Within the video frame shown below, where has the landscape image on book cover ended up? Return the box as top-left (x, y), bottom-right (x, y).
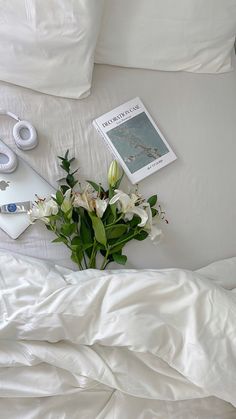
top-left (93, 97), bottom-right (177, 184)
top-left (106, 111), bottom-right (169, 174)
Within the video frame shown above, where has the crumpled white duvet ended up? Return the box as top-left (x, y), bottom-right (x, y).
top-left (0, 251), bottom-right (236, 419)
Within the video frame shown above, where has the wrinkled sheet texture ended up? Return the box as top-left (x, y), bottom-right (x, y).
top-left (0, 251), bottom-right (235, 418)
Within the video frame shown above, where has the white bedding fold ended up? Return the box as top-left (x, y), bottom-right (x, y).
top-left (0, 251), bottom-right (235, 418)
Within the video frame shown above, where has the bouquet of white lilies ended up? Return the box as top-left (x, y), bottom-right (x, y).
top-left (29, 151), bottom-right (166, 270)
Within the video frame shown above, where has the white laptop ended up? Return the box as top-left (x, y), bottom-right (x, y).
top-left (0, 141), bottom-right (55, 239)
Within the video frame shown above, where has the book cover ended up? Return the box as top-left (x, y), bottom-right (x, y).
top-left (93, 97), bottom-right (177, 184)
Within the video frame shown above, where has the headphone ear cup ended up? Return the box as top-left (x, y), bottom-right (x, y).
top-left (0, 142), bottom-right (18, 173)
top-left (13, 120), bottom-right (38, 151)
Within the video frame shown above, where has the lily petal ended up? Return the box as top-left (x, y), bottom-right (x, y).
top-left (95, 198), bottom-right (108, 218)
top-left (149, 225), bottom-right (163, 243)
top-left (73, 193), bottom-right (90, 211)
top-left (130, 207), bottom-right (149, 227)
top-left (110, 190), bottom-right (139, 214)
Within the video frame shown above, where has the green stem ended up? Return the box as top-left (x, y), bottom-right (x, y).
top-left (100, 247), bottom-right (110, 270)
top-left (110, 229), bottom-right (139, 250)
top-left (88, 240), bottom-right (97, 269)
top-left (100, 230), bottom-right (140, 270)
top-left (103, 260), bottom-right (112, 270)
top-left (50, 222), bottom-right (84, 270)
top-left (76, 257), bottom-right (84, 271)
top-left (83, 252), bottom-right (88, 269)
top-left (105, 214), bottom-right (123, 228)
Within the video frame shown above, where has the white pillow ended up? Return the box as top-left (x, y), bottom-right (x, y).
top-left (95, 0), bottom-right (236, 73)
top-left (0, 0), bottom-right (104, 99)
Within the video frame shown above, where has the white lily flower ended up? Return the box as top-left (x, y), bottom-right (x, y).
top-left (95, 198), bottom-right (108, 218)
top-left (110, 189), bottom-right (148, 226)
top-left (74, 188), bottom-right (108, 218)
top-left (29, 198), bottom-right (58, 224)
top-left (142, 203), bottom-right (163, 243)
top-left (110, 189), bottom-right (138, 211)
top-left (73, 190), bottom-right (95, 212)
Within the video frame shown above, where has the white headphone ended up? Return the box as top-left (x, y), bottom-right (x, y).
top-left (0, 109), bottom-right (38, 173)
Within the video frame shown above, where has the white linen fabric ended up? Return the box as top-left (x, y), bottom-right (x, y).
top-left (95, 0), bottom-right (236, 73)
top-left (0, 0), bottom-right (104, 99)
top-left (0, 62), bottom-right (235, 270)
top-left (0, 251), bottom-right (235, 418)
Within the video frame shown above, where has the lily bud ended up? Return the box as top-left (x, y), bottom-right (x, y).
top-left (61, 189), bottom-right (73, 218)
top-left (108, 160), bottom-right (120, 187)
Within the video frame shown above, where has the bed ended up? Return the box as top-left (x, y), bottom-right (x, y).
top-left (0, 63), bottom-right (236, 418)
top-left (0, 3), bottom-right (236, 417)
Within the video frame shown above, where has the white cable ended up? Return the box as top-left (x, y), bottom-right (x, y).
top-left (6, 111), bottom-right (20, 121)
top-left (0, 109), bottom-right (20, 121)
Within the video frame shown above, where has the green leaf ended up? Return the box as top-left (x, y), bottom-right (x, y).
top-left (110, 204), bottom-right (117, 218)
top-left (71, 244), bottom-right (82, 251)
top-left (60, 185), bottom-right (70, 194)
top-left (48, 213), bottom-right (60, 222)
top-left (66, 174), bottom-right (77, 188)
top-left (71, 236), bottom-right (82, 246)
top-left (151, 208), bottom-right (158, 217)
top-left (148, 195), bottom-right (157, 207)
top-left (86, 180), bottom-right (104, 193)
top-left (112, 253), bottom-right (127, 265)
top-left (106, 224), bottom-right (128, 239)
top-left (71, 169), bottom-right (78, 176)
top-left (134, 230), bottom-right (149, 241)
top-left (109, 243), bottom-right (125, 254)
top-left (80, 215), bottom-right (93, 245)
top-left (89, 213), bottom-right (107, 246)
top-left (104, 208), bottom-right (115, 224)
top-left (52, 236), bottom-right (68, 244)
top-left (109, 230), bottom-right (136, 252)
top-left (83, 243), bottom-right (94, 250)
top-left (71, 251), bottom-right (83, 266)
top-left (72, 208), bottom-right (79, 223)
top-left (130, 215), bottom-right (141, 228)
top-left (56, 190), bottom-right (64, 205)
top-left (62, 160), bottom-right (70, 173)
top-left (61, 223), bottom-right (76, 236)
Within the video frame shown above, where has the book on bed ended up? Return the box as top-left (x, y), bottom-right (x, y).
top-left (93, 97), bottom-right (177, 184)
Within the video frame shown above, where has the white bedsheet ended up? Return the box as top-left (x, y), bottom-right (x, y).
top-left (0, 62), bottom-right (236, 270)
top-left (0, 251), bottom-right (236, 418)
